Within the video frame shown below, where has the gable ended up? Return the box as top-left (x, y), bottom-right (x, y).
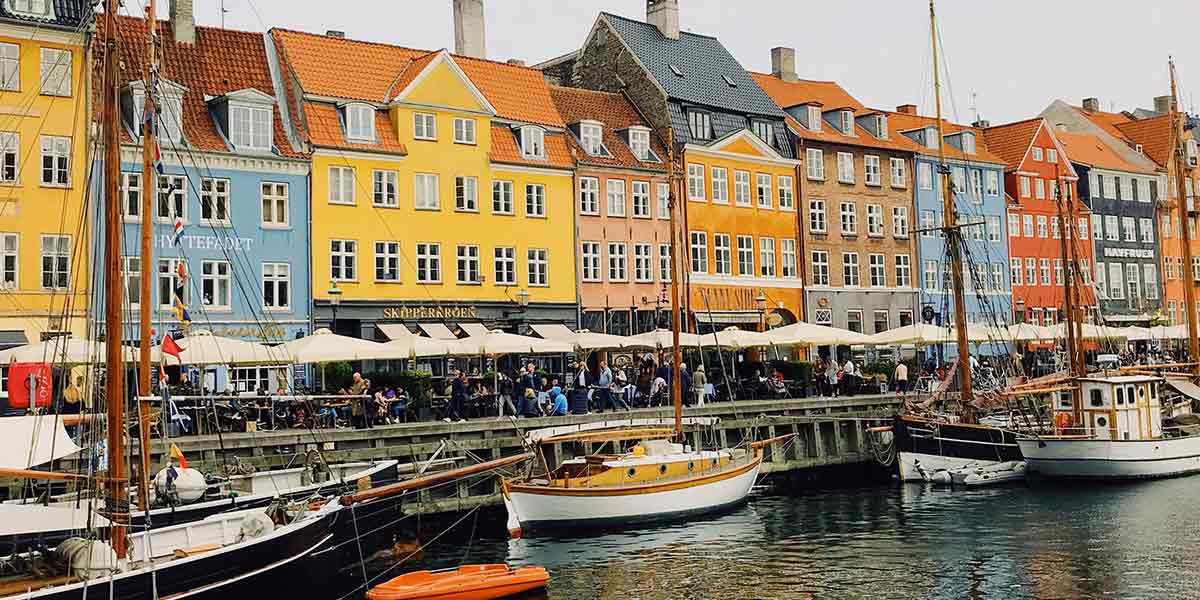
top-left (721, 136), bottom-right (770, 159)
top-left (394, 52), bottom-right (494, 115)
top-left (699, 129), bottom-right (796, 164)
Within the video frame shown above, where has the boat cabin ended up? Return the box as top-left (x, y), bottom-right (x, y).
top-left (1053, 375), bottom-right (1162, 441)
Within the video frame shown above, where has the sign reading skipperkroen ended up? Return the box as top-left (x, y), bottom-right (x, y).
top-left (382, 306), bottom-right (478, 320)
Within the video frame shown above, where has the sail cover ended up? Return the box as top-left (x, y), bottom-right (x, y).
top-left (0, 503), bottom-right (110, 536)
top-left (0, 415), bottom-right (83, 469)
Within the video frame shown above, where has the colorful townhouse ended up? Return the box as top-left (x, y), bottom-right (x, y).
top-left (548, 86), bottom-right (671, 336)
top-left (886, 107), bottom-right (1009, 350)
top-left (753, 48), bottom-right (920, 335)
top-left (0, 1), bottom-right (91, 349)
top-left (93, 11), bottom-right (311, 392)
top-left (269, 27), bottom-right (577, 340)
top-left (1056, 130), bottom-right (1161, 325)
top-left (546, 2), bottom-right (802, 333)
top-left (981, 118), bottom-right (1095, 327)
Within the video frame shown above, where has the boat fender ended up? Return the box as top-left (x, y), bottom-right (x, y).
top-left (154, 466), bottom-right (207, 505)
top-left (56, 537), bottom-right (120, 579)
top-left (930, 471), bottom-right (952, 485)
top-left (238, 511), bottom-right (276, 541)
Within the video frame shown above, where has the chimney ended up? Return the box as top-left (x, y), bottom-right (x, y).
top-left (453, 0), bottom-right (487, 59)
top-left (325, 30), bottom-right (345, 38)
top-left (169, 0), bottom-right (195, 45)
top-left (896, 104), bottom-right (917, 115)
top-left (647, 0), bottom-right (680, 40)
top-left (1082, 97), bottom-right (1099, 112)
top-left (505, 58), bottom-right (526, 67)
top-left (770, 47), bottom-right (798, 82)
top-left (973, 119), bottom-right (990, 129)
top-left (1154, 95), bottom-right (1172, 115)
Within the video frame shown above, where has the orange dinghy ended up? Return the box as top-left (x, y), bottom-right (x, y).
top-left (366, 564), bottom-right (549, 600)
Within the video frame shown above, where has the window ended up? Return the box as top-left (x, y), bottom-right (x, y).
top-left (893, 206), bottom-right (909, 238)
top-left (1040, 258), bottom-right (1051, 285)
top-left (1036, 215), bottom-right (1047, 238)
top-left (1106, 175), bottom-right (1117, 199)
top-left (416, 243), bottom-right (441, 283)
top-left (413, 112), bottom-right (436, 140)
top-left (1024, 258), bottom-right (1036, 288)
top-left (1134, 178), bottom-right (1146, 202)
top-left (1078, 217), bottom-right (1088, 240)
top-left (495, 247), bottom-right (516, 285)
top-left (525, 184), bottom-right (545, 217)
top-left (986, 171), bottom-right (999, 196)
top-left (864, 155), bottom-right (881, 186)
top-left (1140, 218), bottom-right (1154, 243)
top-left (260, 182), bottom-right (288, 226)
top-left (329, 166), bottom-right (355, 205)
top-left (1095, 261), bottom-right (1107, 298)
top-left (368, 169), bottom-right (397, 208)
top-left (734, 170), bottom-right (751, 206)
top-left (1008, 213), bottom-right (1020, 238)
top-left (868, 253), bottom-right (885, 287)
top-left (847, 310), bottom-right (864, 333)
top-left (987, 215), bottom-right (1001, 242)
top-left (756, 173), bottom-right (772, 208)
top-left (920, 210), bottom-right (935, 238)
top-left (1093, 213), bottom-right (1103, 240)
top-left (581, 242), bottom-right (601, 282)
top-left (629, 128), bottom-right (651, 161)
top-left (864, 204), bottom-right (884, 237)
top-left (40, 135), bottom-right (69, 186)
top-left (840, 202), bottom-right (857, 235)
top-left (157, 258), bottom-right (186, 308)
top-left (1120, 176), bottom-right (1134, 201)
top-left (1047, 148), bottom-right (1057, 163)
top-left (688, 111), bottom-right (712, 139)
top-left (1032, 147), bottom-right (1043, 161)
top-left (341, 104), bottom-right (375, 141)
top-left (228, 104), bottom-right (271, 151)
top-left (39, 48), bottom-right (70, 97)
top-left (970, 170), bottom-right (983, 202)
top-left (455, 176), bottom-right (478, 212)
top-left (839, 110), bottom-right (854, 134)
top-left (119, 256), bottom-right (139, 307)
top-left (658, 243), bottom-right (672, 282)
top-left (751, 120), bottom-right (773, 143)
top-left (1019, 176), bottom-right (1031, 197)
top-left (713, 234), bottom-right (731, 275)
top-left (200, 260), bottom-right (231, 309)
top-left (156, 95), bottom-right (183, 143)
top-left (1121, 216), bottom-right (1136, 242)
top-left (961, 132), bottom-right (976, 155)
top-left (760, 237), bottom-right (776, 277)
top-left (39, 235), bottom-right (69, 290)
top-left (736, 235), bottom-right (754, 276)
top-left (374, 241), bottom-right (400, 282)
top-left (606, 179), bottom-right (626, 216)
top-left (837, 152), bottom-right (854, 183)
top-left (330, 239), bottom-right (356, 281)
top-left (1127, 263), bottom-right (1141, 300)
top-left (456, 245), bottom-right (480, 284)
top-left (453, 118), bottom-right (476, 144)
top-left (634, 243), bottom-right (652, 282)
top-left (687, 164), bottom-right (705, 200)
top-left (1011, 258), bottom-right (1022, 286)
top-left (952, 167), bottom-right (966, 193)
top-left (120, 172), bottom-right (141, 219)
top-left (871, 310), bottom-right (889, 333)
top-left (608, 242), bottom-right (628, 281)
top-left (262, 262), bottom-right (290, 310)
top-left (918, 162), bottom-right (932, 190)
top-left (527, 249), bottom-right (548, 286)
top-left (807, 106), bottom-right (822, 131)
top-left (1051, 216), bottom-right (1061, 239)
top-left (415, 173), bottom-right (439, 209)
top-left (689, 231), bottom-right (708, 273)
top-left (890, 158), bottom-right (906, 187)
top-left (156, 175), bottom-right (186, 221)
top-left (707, 166), bottom-right (728, 203)
top-left (657, 183), bottom-right (670, 219)
top-left (778, 175), bottom-right (794, 210)
top-left (1145, 264), bottom-right (1158, 299)
top-left (1034, 178), bottom-right (1046, 199)
top-left (807, 148), bottom-right (824, 180)
top-left (0, 131), bottom-right (16, 184)
top-left (632, 181), bottom-right (651, 217)
top-left (895, 254), bottom-right (911, 287)
top-left (809, 199), bottom-right (827, 233)
top-left (1105, 215), bottom-right (1119, 241)
top-left (842, 252), bottom-right (860, 286)
top-left (520, 126), bottom-right (545, 158)
top-left (193, 178), bottom-right (231, 225)
top-left (781, 239), bottom-right (797, 278)
top-left (0, 43), bottom-right (17, 91)
top-left (493, 180), bottom-right (514, 214)
top-left (1054, 259), bottom-right (1064, 286)
top-left (0, 232), bottom-right (15, 289)
top-left (811, 250), bottom-right (829, 286)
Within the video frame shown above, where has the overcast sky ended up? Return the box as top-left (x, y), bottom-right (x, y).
top-left (167, 0), bottom-right (1197, 124)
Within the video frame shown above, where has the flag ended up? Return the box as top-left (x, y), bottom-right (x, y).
top-left (161, 334), bottom-right (184, 363)
top-left (169, 442), bottom-right (188, 469)
top-left (152, 142), bottom-right (164, 175)
top-left (172, 216), bottom-right (184, 246)
top-left (172, 285), bottom-right (191, 327)
top-left (175, 260), bottom-right (187, 282)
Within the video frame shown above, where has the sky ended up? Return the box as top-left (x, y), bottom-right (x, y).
top-left (158, 0), bottom-right (1198, 124)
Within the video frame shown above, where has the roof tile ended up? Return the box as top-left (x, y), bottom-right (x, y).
top-left (980, 118), bottom-right (1044, 168)
top-left (548, 86), bottom-right (668, 172)
top-left (303, 101), bottom-right (406, 155)
top-left (1056, 131), bottom-right (1152, 174)
top-left (489, 124), bottom-right (573, 170)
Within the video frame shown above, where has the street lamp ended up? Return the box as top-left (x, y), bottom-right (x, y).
top-left (516, 288), bottom-right (530, 308)
top-left (755, 291), bottom-right (767, 332)
top-left (328, 280), bottom-right (342, 335)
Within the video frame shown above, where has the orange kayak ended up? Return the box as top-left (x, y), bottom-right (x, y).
top-left (366, 564), bottom-right (549, 600)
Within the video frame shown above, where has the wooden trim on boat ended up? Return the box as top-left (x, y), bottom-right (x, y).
top-left (505, 451), bottom-right (762, 497)
top-left (1004, 385), bottom-right (1078, 395)
top-left (341, 452), bottom-right (531, 506)
top-left (0, 467), bottom-right (101, 482)
top-left (899, 414), bottom-right (1008, 432)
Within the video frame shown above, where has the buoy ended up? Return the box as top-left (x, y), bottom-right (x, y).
top-left (154, 465), bottom-right (207, 505)
top-left (56, 538), bottom-right (119, 580)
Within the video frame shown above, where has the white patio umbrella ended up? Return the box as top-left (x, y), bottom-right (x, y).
top-left (1108, 326), bottom-right (1152, 341)
top-left (0, 338), bottom-right (157, 364)
top-left (864, 323), bottom-right (954, 346)
top-left (381, 334), bottom-right (462, 358)
top-left (567, 329), bottom-right (634, 351)
top-left (624, 328), bottom-right (704, 349)
top-left (711, 326), bottom-right (776, 350)
top-left (1004, 323), bottom-right (1058, 341)
top-left (156, 329), bottom-right (288, 365)
top-left (452, 330), bottom-right (574, 356)
top-left (1048, 322), bottom-right (1130, 340)
top-left (276, 328), bottom-right (395, 363)
top-left (1149, 324), bottom-right (1190, 339)
top-left (950, 323), bottom-right (1006, 343)
top-left (765, 322), bottom-right (872, 347)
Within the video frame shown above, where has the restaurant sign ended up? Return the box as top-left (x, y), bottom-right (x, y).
top-left (382, 305), bottom-right (478, 320)
top-left (1103, 247), bottom-right (1154, 259)
top-left (210, 325), bottom-right (289, 340)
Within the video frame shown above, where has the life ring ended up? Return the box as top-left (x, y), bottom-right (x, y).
top-left (1054, 411), bottom-right (1073, 432)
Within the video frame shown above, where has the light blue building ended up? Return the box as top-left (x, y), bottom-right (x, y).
top-left (93, 18), bottom-right (310, 392)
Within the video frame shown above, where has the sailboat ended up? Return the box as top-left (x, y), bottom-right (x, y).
top-left (1015, 60), bottom-right (1200, 479)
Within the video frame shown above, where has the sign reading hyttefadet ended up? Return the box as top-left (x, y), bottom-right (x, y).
top-left (154, 233), bottom-right (255, 251)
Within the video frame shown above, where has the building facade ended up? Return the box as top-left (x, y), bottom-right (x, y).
top-left (548, 86), bottom-right (671, 335)
top-left (271, 30), bottom-right (577, 340)
top-left (0, 1), bottom-right (91, 347)
top-left (753, 50), bottom-right (920, 335)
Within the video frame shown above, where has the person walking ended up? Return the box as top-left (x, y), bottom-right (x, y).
top-left (572, 362), bottom-right (589, 414)
top-left (693, 364), bottom-right (707, 407)
top-left (448, 370), bottom-right (468, 422)
top-left (825, 358), bottom-right (840, 398)
top-left (894, 361), bottom-right (909, 394)
top-left (348, 372), bottom-right (371, 429)
top-left (842, 357), bottom-right (857, 396)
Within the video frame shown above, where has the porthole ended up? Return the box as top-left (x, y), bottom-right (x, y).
top-left (659, 464), bottom-right (668, 475)
top-left (1138, 386), bottom-right (1146, 400)
top-left (688, 461), bottom-right (695, 472)
top-left (711, 458), bottom-right (718, 467)
top-left (1097, 417), bottom-right (1108, 427)
top-left (627, 467), bottom-right (637, 478)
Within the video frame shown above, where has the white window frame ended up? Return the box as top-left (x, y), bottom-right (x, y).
top-left (759, 237), bottom-right (776, 277)
top-left (842, 252), bottom-right (860, 287)
top-left (837, 152), bottom-right (854, 184)
top-left (868, 253), bottom-right (886, 288)
top-left (781, 239), bottom-right (797, 278)
top-left (606, 179), bottom-right (626, 217)
top-left (889, 157), bottom-right (906, 188)
top-left (657, 182), bottom-right (670, 219)
top-left (809, 199), bottom-right (827, 234)
top-left (607, 242), bottom-right (628, 282)
top-left (580, 242), bottom-right (601, 282)
top-left (629, 127), bottom-right (651, 161)
top-left (527, 248), bottom-right (548, 286)
top-left (892, 206), bottom-right (908, 238)
top-left (778, 175), bottom-right (794, 210)
top-left (756, 173), bottom-right (772, 209)
top-left (632, 181), bottom-right (651, 218)
top-left (374, 241), bottom-right (400, 282)
top-left (525, 183), bottom-right (546, 217)
top-left (228, 104), bottom-right (272, 151)
top-left (415, 173), bottom-right (440, 210)
top-left (39, 234), bottom-right (69, 290)
top-left (689, 231), bottom-right (708, 274)
top-left (0, 43), bottom-right (17, 91)
top-left (416, 243), bottom-right (442, 284)
top-left (520, 126), bottom-right (546, 159)
top-left (494, 246), bottom-right (516, 286)
top-left (412, 112), bottom-right (436, 141)
top-left (329, 166), bottom-right (355, 205)
top-left (688, 164), bottom-right (706, 201)
top-left (0, 232), bottom-right (16, 289)
top-left (578, 177), bottom-right (599, 215)
top-left (864, 155), bottom-right (881, 186)
top-left (39, 47), bottom-right (70, 97)
top-left (806, 148), bottom-right (824, 180)
top-left (453, 117), bottom-right (476, 145)
top-left (155, 174), bottom-right (186, 222)
top-left (734, 170), bottom-right (751, 206)
top-left (736, 235), bottom-right (754, 276)
top-left (492, 180), bottom-right (514, 215)
top-left (260, 181), bottom-right (289, 227)
top-left (895, 254), bottom-right (911, 288)
top-left (658, 243), bottom-right (672, 282)
top-left (373, 169), bottom-right (398, 208)
top-left (345, 104), bottom-right (376, 142)
top-left (330, 239), bottom-right (357, 281)
top-left (200, 260), bottom-right (232, 310)
top-left (866, 204), bottom-right (884, 237)
top-left (40, 135), bottom-right (70, 186)
top-left (456, 244), bottom-right (480, 284)
top-left (580, 121), bottom-right (603, 156)
top-left (811, 250), bottom-right (829, 286)
top-left (840, 201), bottom-right (857, 235)
top-left (262, 262), bottom-right (290, 311)
top-left (197, 177), bottom-right (230, 226)
top-left (455, 175), bottom-right (478, 212)
top-left (634, 243), bottom-right (653, 282)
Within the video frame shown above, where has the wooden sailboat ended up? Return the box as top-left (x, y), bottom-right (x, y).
top-left (1016, 59), bottom-right (1200, 479)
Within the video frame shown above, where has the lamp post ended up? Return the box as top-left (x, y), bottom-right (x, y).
top-left (755, 291), bottom-right (768, 333)
top-left (328, 280), bottom-right (342, 335)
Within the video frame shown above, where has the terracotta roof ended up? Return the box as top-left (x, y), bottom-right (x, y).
top-left (1114, 114), bottom-right (1174, 168)
top-left (980, 118), bottom-right (1044, 168)
top-left (1056, 131), bottom-right (1152, 174)
top-left (303, 101), bottom-right (406, 155)
top-left (548, 86), bottom-right (668, 172)
top-left (883, 110), bottom-right (1004, 164)
top-left (98, 16), bottom-right (304, 158)
top-left (1077, 106), bottom-right (1134, 143)
top-left (489, 124), bottom-right (573, 170)
top-left (272, 28), bottom-right (563, 128)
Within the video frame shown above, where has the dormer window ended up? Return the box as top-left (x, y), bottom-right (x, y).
top-left (807, 106), bottom-right (821, 132)
top-left (345, 104), bottom-right (375, 142)
top-left (961, 131), bottom-right (976, 155)
top-left (874, 115), bottom-right (888, 139)
top-left (7, 0), bottom-right (53, 18)
top-left (1187, 139), bottom-right (1198, 166)
top-left (629, 127), bottom-right (651, 161)
top-left (924, 126), bottom-right (939, 150)
top-left (751, 121), bottom-right (773, 144)
top-left (128, 79), bottom-right (185, 145)
top-left (688, 110), bottom-right (712, 140)
top-left (840, 110), bottom-right (854, 135)
top-left (580, 121), bottom-right (605, 156)
top-left (520, 125), bottom-right (545, 159)
top-left (229, 104), bottom-right (271, 152)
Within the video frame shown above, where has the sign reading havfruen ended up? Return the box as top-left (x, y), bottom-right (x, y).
top-left (382, 306), bottom-right (477, 320)
top-left (154, 233), bottom-right (255, 251)
top-left (1103, 247), bottom-right (1154, 259)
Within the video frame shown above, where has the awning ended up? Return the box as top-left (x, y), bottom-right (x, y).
top-left (377, 324), bottom-right (414, 340)
top-left (0, 330), bottom-right (28, 350)
top-left (530, 323), bottom-right (575, 340)
top-left (418, 323), bottom-right (457, 340)
top-left (1166, 378), bottom-right (1200, 402)
top-left (693, 310), bottom-right (761, 325)
top-left (458, 323), bottom-right (489, 337)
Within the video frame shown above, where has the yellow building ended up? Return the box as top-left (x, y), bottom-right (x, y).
top-left (0, 4), bottom-right (92, 348)
top-left (271, 31), bottom-right (577, 338)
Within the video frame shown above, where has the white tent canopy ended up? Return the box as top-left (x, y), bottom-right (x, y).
top-left (381, 334), bottom-right (461, 358)
top-left (624, 328), bottom-right (704, 349)
top-left (866, 323), bottom-right (955, 346)
top-left (1005, 323), bottom-right (1058, 341)
top-left (277, 328), bottom-right (394, 363)
top-left (530, 324), bottom-right (631, 350)
top-left (764, 322), bottom-right (872, 347)
top-left (452, 330), bottom-right (573, 355)
top-left (709, 326), bottom-right (776, 349)
top-left (0, 415), bottom-right (81, 469)
top-left (155, 330), bottom-right (288, 365)
top-left (0, 338), bottom-right (157, 365)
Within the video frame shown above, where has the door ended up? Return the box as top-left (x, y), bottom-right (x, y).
top-left (1091, 412), bottom-right (1112, 440)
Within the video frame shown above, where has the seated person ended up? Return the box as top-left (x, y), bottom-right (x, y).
top-left (550, 387), bottom-right (568, 416)
top-left (649, 376), bottom-right (668, 404)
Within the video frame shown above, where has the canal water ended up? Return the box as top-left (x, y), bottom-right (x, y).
top-left (396, 477), bottom-right (1200, 599)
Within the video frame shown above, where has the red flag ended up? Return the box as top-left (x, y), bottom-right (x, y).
top-left (161, 334), bottom-right (184, 364)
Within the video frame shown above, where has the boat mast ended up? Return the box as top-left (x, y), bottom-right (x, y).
top-left (136, 0), bottom-right (158, 514)
top-left (667, 129), bottom-right (683, 441)
top-left (1168, 58), bottom-right (1200, 374)
top-left (101, 0), bottom-right (128, 558)
top-left (929, 0), bottom-right (974, 421)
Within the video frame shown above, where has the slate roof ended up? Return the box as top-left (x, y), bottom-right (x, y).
top-left (0, 0), bottom-right (90, 31)
top-left (980, 118), bottom-right (1044, 168)
top-left (549, 86), bottom-right (668, 172)
top-left (1056, 131), bottom-right (1152, 174)
top-left (600, 12), bottom-right (784, 119)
